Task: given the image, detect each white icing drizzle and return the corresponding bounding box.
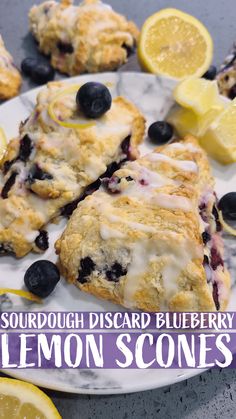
[123,237,202,309]
[107,214,157,233]
[167,142,199,153]
[147,153,198,173]
[152,193,193,212]
[100,224,125,240]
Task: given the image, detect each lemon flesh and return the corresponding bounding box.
[199,99,236,164]
[138,8,213,79]
[0,378,61,419]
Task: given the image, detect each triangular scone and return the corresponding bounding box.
[0,81,145,257]
[0,36,21,100]
[29,0,139,75]
[56,136,231,312]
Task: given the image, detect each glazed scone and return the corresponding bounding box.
[56,136,231,312]
[0,81,145,257]
[0,36,21,100]
[29,0,139,75]
[217,43,236,99]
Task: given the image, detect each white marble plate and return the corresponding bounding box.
[0,72,235,394]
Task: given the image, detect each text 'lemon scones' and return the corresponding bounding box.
[56,136,231,312]
[0,81,145,257]
[0,36,21,100]
[29,0,139,75]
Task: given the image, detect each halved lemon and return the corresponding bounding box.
[199,99,236,164]
[138,8,213,79]
[0,377,61,418]
[174,78,222,115]
[0,127,7,163]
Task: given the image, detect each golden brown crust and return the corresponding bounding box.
[56,136,231,312]
[29,0,139,75]
[0,36,21,100]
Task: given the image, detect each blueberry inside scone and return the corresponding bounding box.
[56,136,231,312]
[0,36,21,100]
[217,42,236,99]
[0,81,145,257]
[29,0,139,75]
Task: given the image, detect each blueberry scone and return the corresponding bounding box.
[56,136,231,312]
[0,81,145,257]
[0,36,21,100]
[29,0,139,75]
[217,43,236,99]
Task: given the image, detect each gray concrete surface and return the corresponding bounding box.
[0,1,236,418]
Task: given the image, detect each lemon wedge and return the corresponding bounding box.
[174,78,222,115]
[0,127,7,163]
[199,99,236,164]
[0,377,61,418]
[138,8,213,79]
[48,84,95,129]
[0,288,42,304]
[167,105,224,138]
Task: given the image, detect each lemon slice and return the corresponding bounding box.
[0,127,7,163]
[0,377,61,418]
[199,99,236,164]
[174,78,222,115]
[48,84,95,129]
[138,8,213,79]
[0,288,42,304]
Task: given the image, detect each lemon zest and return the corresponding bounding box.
[0,288,42,303]
[219,211,236,237]
[48,84,95,129]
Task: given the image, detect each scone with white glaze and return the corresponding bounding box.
[0,81,145,257]
[56,136,231,312]
[0,36,21,100]
[217,42,236,99]
[29,0,139,75]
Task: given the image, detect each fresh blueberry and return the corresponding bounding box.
[1,172,17,199]
[228,84,236,100]
[202,65,217,80]
[218,192,236,220]
[35,230,49,251]
[24,260,60,298]
[57,41,74,54]
[148,121,173,145]
[76,82,112,118]
[31,63,55,85]
[21,57,38,76]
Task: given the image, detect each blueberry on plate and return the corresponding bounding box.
[218,192,236,220]
[31,63,55,85]
[21,57,38,76]
[202,65,217,80]
[148,121,173,145]
[76,82,112,118]
[24,260,60,298]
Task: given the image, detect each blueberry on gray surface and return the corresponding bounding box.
[21,57,38,76]
[24,260,60,298]
[218,192,236,220]
[202,65,217,80]
[148,121,173,145]
[31,63,55,84]
[76,82,112,118]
